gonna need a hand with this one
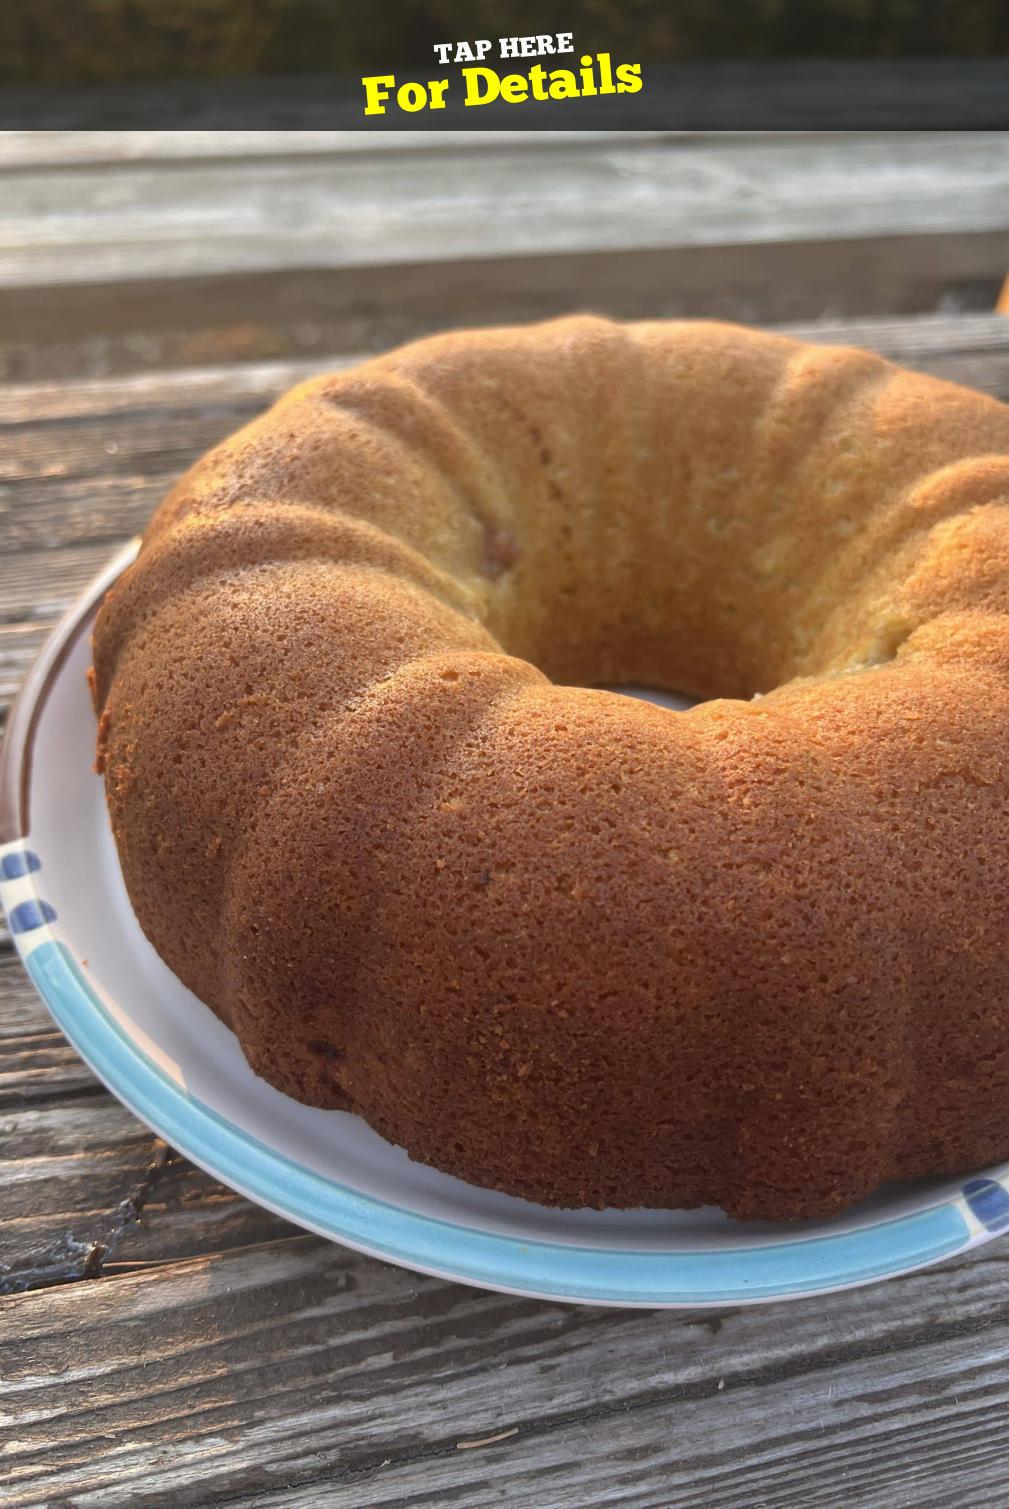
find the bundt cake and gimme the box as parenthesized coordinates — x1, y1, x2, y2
(90, 316, 1009, 1222)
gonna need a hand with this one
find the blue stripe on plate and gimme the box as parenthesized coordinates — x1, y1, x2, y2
(1, 849, 41, 879)
(8, 897, 56, 933)
(24, 938, 972, 1305)
(963, 1177, 1009, 1233)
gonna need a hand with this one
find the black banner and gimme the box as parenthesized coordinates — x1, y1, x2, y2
(1, 2, 1007, 130)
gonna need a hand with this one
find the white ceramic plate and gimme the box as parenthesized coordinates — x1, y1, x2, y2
(3, 542, 1009, 1307)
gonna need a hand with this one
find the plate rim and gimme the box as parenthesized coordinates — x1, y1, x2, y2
(2, 546, 1006, 1308)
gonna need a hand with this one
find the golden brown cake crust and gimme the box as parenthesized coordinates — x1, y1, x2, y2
(91, 317, 1009, 1220)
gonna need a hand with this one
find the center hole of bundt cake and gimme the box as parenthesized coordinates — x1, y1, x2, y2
(608, 687, 702, 713)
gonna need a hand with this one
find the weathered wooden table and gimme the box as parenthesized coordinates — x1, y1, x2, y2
(3, 132, 1009, 1507)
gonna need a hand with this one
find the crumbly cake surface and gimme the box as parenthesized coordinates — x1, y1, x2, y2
(91, 317, 1009, 1219)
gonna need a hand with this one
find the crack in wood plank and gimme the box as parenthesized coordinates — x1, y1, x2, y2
(0, 1141, 177, 1294)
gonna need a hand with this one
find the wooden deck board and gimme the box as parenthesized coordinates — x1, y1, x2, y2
(4, 1234, 1009, 1507)
(5, 230, 1009, 389)
(2, 135, 1008, 291)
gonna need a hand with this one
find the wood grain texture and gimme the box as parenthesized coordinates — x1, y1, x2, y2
(2, 134, 1008, 290)
(3, 1235, 1009, 1507)
(0, 948, 100, 1109)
